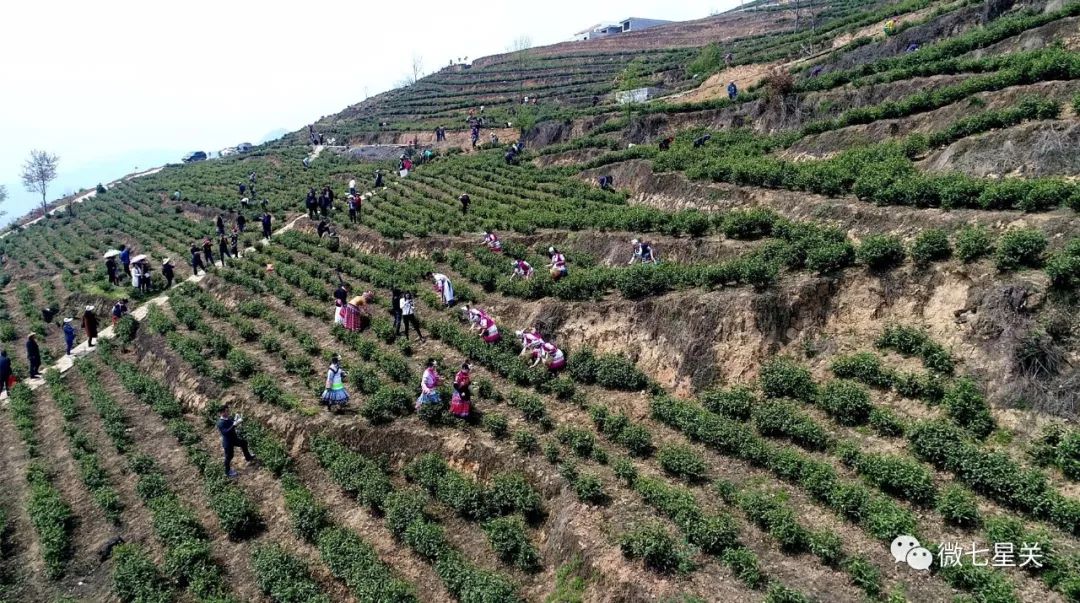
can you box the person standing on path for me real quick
[390,288,403,336]
[190,244,206,276]
[320,355,349,412]
[162,259,175,288]
[82,305,99,347]
[217,405,256,478]
[218,235,231,267]
[261,212,272,240]
[348,178,356,196]
[374,170,384,189]
[216,214,225,237]
[26,334,41,379]
[202,238,215,268]
[400,292,425,341]
[236,214,247,233]
[63,318,76,355]
[119,245,131,276]
[229,229,240,259]
[306,188,318,219]
[0,350,11,396]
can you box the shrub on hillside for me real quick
[955,225,993,262]
[656,443,708,482]
[910,229,951,266]
[857,235,906,270]
[995,228,1047,271]
[759,357,817,402]
[619,522,695,574]
[817,380,873,426]
[721,208,778,240]
[942,378,996,439]
[701,386,756,420]
[937,485,981,528]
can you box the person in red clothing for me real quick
[451,363,472,418]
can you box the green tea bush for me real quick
[513,429,538,454]
[721,208,778,240]
[656,443,708,482]
[955,225,993,262]
[1045,238,1080,290]
[936,485,981,528]
[942,378,995,439]
[488,472,543,519]
[910,229,951,266]
[868,407,906,437]
[361,386,414,425]
[816,380,873,426]
[721,547,764,588]
[619,522,695,574]
[857,235,906,270]
[995,228,1047,271]
[701,386,756,420]
[830,352,894,388]
[752,399,830,451]
[281,475,329,543]
[312,437,391,510]
[484,515,540,572]
[111,544,172,603]
[759,357,816,402]
[482,412,510,438]
[26,463,74,579]
[764,582,811,603]
[226,348,257,378]
[317,526,418,600]
[251,544,330,603]
[842,448,936,506]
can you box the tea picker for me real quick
[628,239,659,265]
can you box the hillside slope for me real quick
[1,1,1080,602]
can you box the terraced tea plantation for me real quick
[1,0,1079,601]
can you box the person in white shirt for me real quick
[399,292,425,341]
[348,178,356,196]
[628,239,658,265]
[426,272,455,307]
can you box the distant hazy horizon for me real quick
[0,0,728,225]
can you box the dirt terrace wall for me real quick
[581,159,1080,241]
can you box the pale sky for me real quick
[0,0,729,223]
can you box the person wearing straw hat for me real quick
[62,318,76,355]
[82,305,99,347]
[320,355,349,412]
[162,258,175,289]
[26,333,41,379]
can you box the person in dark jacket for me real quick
[306,188,318,219]
[261,212,272,239]
[82,305,99,347]
[229,229,240,258]
[202,238,214,268]
[317,220,331,238]
[334,281,350,306]
[26,334,41,378]
[216,404,256,478]
[391,288,403,336]
[162,259,175,288]
[215,214,225,237]
[119,245,131,276]
[374,170,384,188]
[63,318,76,355]
[236,214,247,233]
[105,256,119,285]
[0,350,12,396]
[218,236,231,266]
[191,244,206,275]
[727,80,738,100]
[459,194,470,214]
